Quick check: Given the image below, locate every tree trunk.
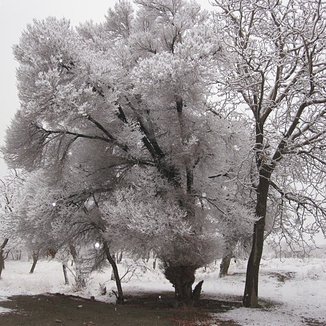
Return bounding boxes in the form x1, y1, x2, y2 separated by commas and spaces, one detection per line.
69, 244, 86, 289
0, 238, 9, 278
62, 263, 69, 285
164, 264, 202, 306
219, 254, 232, 278
117, 251, 123, 263
192, 280, 204, 302
243, 171, 270, 307
29, 250, 39, 274
110, 254, 116, 281
69, 244, 77, 260
103, 241, 124, 304
0, 254, 4, 278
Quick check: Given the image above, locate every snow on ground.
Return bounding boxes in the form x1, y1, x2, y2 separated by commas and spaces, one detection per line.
200, 258, 326, 325
0, 257, 326, 325
0, 260, 66, 298
0, 307, 12, 315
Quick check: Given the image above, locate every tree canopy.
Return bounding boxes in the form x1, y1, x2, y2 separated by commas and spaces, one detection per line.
4, 0, 326, 307
4, 0, 255, 304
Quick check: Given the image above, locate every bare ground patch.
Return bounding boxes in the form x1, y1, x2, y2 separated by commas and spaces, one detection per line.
0, 293, 241, 326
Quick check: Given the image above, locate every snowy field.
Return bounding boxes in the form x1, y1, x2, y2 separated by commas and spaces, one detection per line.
0, 258, 326, 325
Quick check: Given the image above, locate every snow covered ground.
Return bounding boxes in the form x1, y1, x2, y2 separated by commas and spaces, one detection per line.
0, 257, 325, 325
202, 258, 326, 325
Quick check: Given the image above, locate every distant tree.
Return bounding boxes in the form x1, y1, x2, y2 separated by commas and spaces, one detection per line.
0, 171, 24, 277
213, 0, 326, 307
4, 0, 254, 305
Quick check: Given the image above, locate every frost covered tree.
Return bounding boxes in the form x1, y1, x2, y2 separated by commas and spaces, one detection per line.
14, 170, 64, 274
12, 169, 120, 293
0, 171, 24, 277
213, 0, 326, 307
4, 0, 255, 305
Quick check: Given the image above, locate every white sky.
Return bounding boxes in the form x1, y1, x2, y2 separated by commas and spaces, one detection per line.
0, 0, 215, 177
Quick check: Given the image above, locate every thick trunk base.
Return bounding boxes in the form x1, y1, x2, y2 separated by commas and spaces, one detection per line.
164, 265, 203, 306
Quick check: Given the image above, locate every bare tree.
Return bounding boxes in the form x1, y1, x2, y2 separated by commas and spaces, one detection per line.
214, 0, 326, 307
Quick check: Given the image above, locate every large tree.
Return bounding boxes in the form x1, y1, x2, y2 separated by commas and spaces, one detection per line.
213, 0, 326, 307
4, 0, 254, 305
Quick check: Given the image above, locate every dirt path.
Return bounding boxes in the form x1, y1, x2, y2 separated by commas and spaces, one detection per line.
0, 293, 240, 326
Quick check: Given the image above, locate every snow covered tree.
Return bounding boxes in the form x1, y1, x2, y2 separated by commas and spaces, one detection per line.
13, 170, 63, 273
0, 171, 24, 277
4, 0, 255, 305
12, 169, 114, 291
213, 0, 326, 307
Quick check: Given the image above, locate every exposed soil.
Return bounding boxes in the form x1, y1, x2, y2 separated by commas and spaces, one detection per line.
0, 293, 241, 326
304, 317, 326, 326
267, 271, 296, 283
231, 271, 296, 283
